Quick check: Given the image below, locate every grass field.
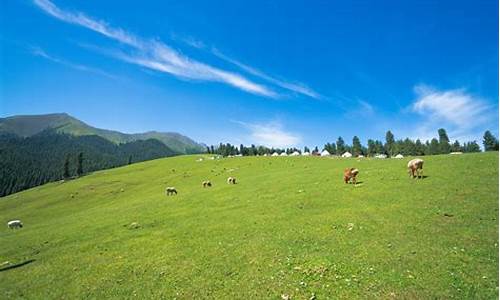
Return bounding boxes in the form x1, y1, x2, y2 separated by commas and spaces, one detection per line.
0, 152, 498, 299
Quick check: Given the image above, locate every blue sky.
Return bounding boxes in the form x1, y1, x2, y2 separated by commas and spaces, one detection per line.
1, 0, 498, 148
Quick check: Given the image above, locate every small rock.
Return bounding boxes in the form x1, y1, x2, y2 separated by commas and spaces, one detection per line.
281, 294, 291, 300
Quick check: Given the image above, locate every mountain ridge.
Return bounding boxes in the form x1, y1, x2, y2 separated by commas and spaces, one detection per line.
0, 113, 205, 154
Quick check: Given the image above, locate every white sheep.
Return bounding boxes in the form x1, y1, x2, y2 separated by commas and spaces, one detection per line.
7, 220, 23, 229
165, 187, 178, 195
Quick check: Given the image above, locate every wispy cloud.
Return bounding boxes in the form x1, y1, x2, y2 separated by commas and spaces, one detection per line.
212, 48, 322, 99
31, 46, 116, 79
409, 84, 495, 141
33, 0, 277, 98
234, 120, 302, 148
169, 33, 322, 99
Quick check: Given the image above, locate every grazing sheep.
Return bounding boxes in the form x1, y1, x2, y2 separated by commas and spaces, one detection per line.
344, 168, 359, 184
165, 187, 178, 195
7, 220, 23, 229
227, 177, 237, 184
202, 180, 212, 187
407, 158, 424, 178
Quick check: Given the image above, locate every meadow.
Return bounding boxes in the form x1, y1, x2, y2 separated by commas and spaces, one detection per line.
0, 152, 498, 299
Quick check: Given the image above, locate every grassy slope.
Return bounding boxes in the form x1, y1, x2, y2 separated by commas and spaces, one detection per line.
0, 153, 498, 299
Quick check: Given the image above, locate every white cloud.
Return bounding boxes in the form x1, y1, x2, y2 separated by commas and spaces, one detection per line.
31, 46, 116, 79
211, 48, 321, 99
33, 0, 276, 98
409, 84, 495, 141
235, 120, 301, 148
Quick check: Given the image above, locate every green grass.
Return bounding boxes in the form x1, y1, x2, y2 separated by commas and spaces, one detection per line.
0, 152, 498, 299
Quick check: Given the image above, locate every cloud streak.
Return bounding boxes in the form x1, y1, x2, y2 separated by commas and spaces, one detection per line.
211, 48, 322, 99
31, 46, 116, 79
235, 120, 301, 148
33, 0, 277, 98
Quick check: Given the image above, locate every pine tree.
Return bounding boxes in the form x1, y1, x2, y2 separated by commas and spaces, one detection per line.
451, 140, 461, 152
438, 128, 451, 154
77, 152, 84, 176
483, 130, 499, 151
336, 137, 345, 155
63, 155, 70, 178
352, 136, 362, 156
367, 139, 376, 156
385, 131, 395, 156
428, 138, 440, 155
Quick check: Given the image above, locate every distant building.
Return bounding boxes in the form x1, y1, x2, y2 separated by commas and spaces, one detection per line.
341, 151, 352, 158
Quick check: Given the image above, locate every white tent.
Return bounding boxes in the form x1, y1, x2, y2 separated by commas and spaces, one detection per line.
450, 152, 463, 155
271, 152, 279, 156
320, 149, 331, 156
302, 151, 311, 156
394, 154, 404, 159
341, 151, 352, 158
280, 152, 288, 156
375, 154, 387, 159
290, 151, 300, 156
358, 155, 365, 158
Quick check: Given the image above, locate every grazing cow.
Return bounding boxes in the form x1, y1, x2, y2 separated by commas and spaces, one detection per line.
227, 177, 237, 184
7, 220, 23, 229
202, 180, 212, 187
407, 158, 424, 179
344, 168, 359, 184
165, 187, 178, 195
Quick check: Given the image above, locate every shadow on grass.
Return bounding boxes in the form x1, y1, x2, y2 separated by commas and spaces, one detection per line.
0, 259, 36, 272
411, 175, 429, 179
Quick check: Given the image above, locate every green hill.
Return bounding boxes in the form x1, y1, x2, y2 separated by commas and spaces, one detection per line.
0, 131, 177, 197
0, 113, 205, 154
0, 153, 498, 298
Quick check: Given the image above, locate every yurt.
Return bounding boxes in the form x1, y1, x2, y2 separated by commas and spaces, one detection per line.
341, 151, 352, 158
394, 154, 404, 159
271, 152, 279, 156
320, 149, 331, 156
280, 152, 288, 156
290, 151, 300, 156
302, 152, 311, 156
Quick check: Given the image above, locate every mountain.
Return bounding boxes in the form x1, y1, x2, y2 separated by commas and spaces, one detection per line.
0, 130, 177, 197
0, 113, 205, 154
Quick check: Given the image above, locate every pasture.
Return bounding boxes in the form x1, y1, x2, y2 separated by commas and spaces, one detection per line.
0, 152, 498, 299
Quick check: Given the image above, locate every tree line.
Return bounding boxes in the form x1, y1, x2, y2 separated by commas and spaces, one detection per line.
0, 130, 178, 197
207, 129, 499, 157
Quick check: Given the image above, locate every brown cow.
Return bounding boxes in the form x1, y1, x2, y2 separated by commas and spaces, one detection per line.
344, 168, 359, 184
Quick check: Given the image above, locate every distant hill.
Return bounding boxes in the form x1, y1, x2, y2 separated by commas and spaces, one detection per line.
0, 130, 177, 197
0, 113, 205, 154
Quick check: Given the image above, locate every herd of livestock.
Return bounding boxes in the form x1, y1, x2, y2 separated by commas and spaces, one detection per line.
7, 158, 424, 229
163, 158, 424, 197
